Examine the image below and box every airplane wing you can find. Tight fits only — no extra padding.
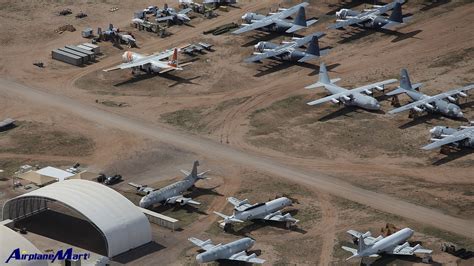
[228,197,253,210]
[422,129,473,150]
[156,15,175,22]
[179,8,192,14]
[104,50,175,72]
[328,17,369,29]
[167,195,201,205]
[388,242,432,256]
[263,211,299,223]
[375,0,405,15]
[389,84,474,115]
[307,79,397,106]
[228,251,265,264]
[233,2,309,34]
[128,182,141,189]
[232,20,275,34]
[244,49,288,62]
[188,237,217,251]
[347,230,383,246]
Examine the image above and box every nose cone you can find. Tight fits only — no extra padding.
[196,254,204,263]
[138,197,148,208]
[367,98,380,110]
[455,110,464,118]
[429,127,436,134]
[242,13,249,21]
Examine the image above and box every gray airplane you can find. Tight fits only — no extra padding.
[342,227,432,261]
[189,237,265,264]
[245,32,326,63]
[305,63,397,110]
[422,123,474,150]
[214,196,298,229]
[329,0,408,30]
[138,161,209,208]
[387,69,473,118]
[233,2,317,34]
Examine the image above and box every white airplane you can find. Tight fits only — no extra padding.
[214,196,298,229]
[103,48,190,75]
[342,228,432,261]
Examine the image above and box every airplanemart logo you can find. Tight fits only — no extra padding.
[5,248,90,263]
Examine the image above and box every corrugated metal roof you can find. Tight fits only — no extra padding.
[35,166,74,181]
[2,180,152,257]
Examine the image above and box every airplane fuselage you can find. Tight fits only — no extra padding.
[243,13,295,32]
[139,178,195,208]
[327,84,381,110]
[196,238,255,263]
[233,197,292,221]
[121,51,168,74]
[430,126,474,148]
[256,42,311,62]
[404,90,463,118]
[359,228,414,257]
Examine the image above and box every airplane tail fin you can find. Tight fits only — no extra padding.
[318,62,331,84]
[168,48,179,67]
[399,68,413,90]
[388,2,403,23]
[305,36,320,57]
[357,234,367,253]
[305,63,341,89]
[293,7,307,27]
[191,160,199,178]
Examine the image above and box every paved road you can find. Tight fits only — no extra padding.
[1,78,472,239]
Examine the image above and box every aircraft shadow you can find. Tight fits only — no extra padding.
[188,185,225,198]
[398,113,442,129]
[371,254,441,265]
[163,74,201,88]
[226,209,307,236]
[241,32,304,47]
[253,61,339,78]
[420,0,451,12]
[318,106,359,121]
[112,241,166,264]
[113,73,200,87]
[432,149,473,166]
[459,99,474,109]
[378,29,423,43]
[216,259,254,266]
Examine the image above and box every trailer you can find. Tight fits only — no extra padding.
[81,43,100,54]
[81,28,93,38]
[57,47,89,64]
[51,50,82,66]
[65,45,96,61]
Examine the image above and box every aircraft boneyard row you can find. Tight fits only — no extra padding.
[99,2,471,263]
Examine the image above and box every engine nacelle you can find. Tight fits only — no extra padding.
[424,103,434,109]
[364,89,372,95]
[375,86,384,91]
[342,95,351,101]
[413,106,423,113]
[447,96,456,102]
[458,92,467,97]
[331,98,339,104]
[278,8,288,11]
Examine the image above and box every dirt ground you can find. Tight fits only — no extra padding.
[0,0,473,265]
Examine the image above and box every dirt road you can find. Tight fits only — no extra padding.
[1,78,472,239]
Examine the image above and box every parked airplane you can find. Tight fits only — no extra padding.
[214,196,298,229]
[156,6,192,24]
[342,227,432,261]
[138,161,209,208]
[422,123,474,150]
[233,2,317,34]
[103,48,191,75]
[305,63,397,110]
[128,182,155,196]
[328,0,408,30]
[387,69,473,118]
[189,237,265,264]
[245,32,326,63]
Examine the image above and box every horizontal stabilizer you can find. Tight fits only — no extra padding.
[305,78,340,89]
[298,55,317,63]
[286,24,305,33]
[386,87,407,96]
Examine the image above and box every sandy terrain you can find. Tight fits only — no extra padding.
[0,0,473,265]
